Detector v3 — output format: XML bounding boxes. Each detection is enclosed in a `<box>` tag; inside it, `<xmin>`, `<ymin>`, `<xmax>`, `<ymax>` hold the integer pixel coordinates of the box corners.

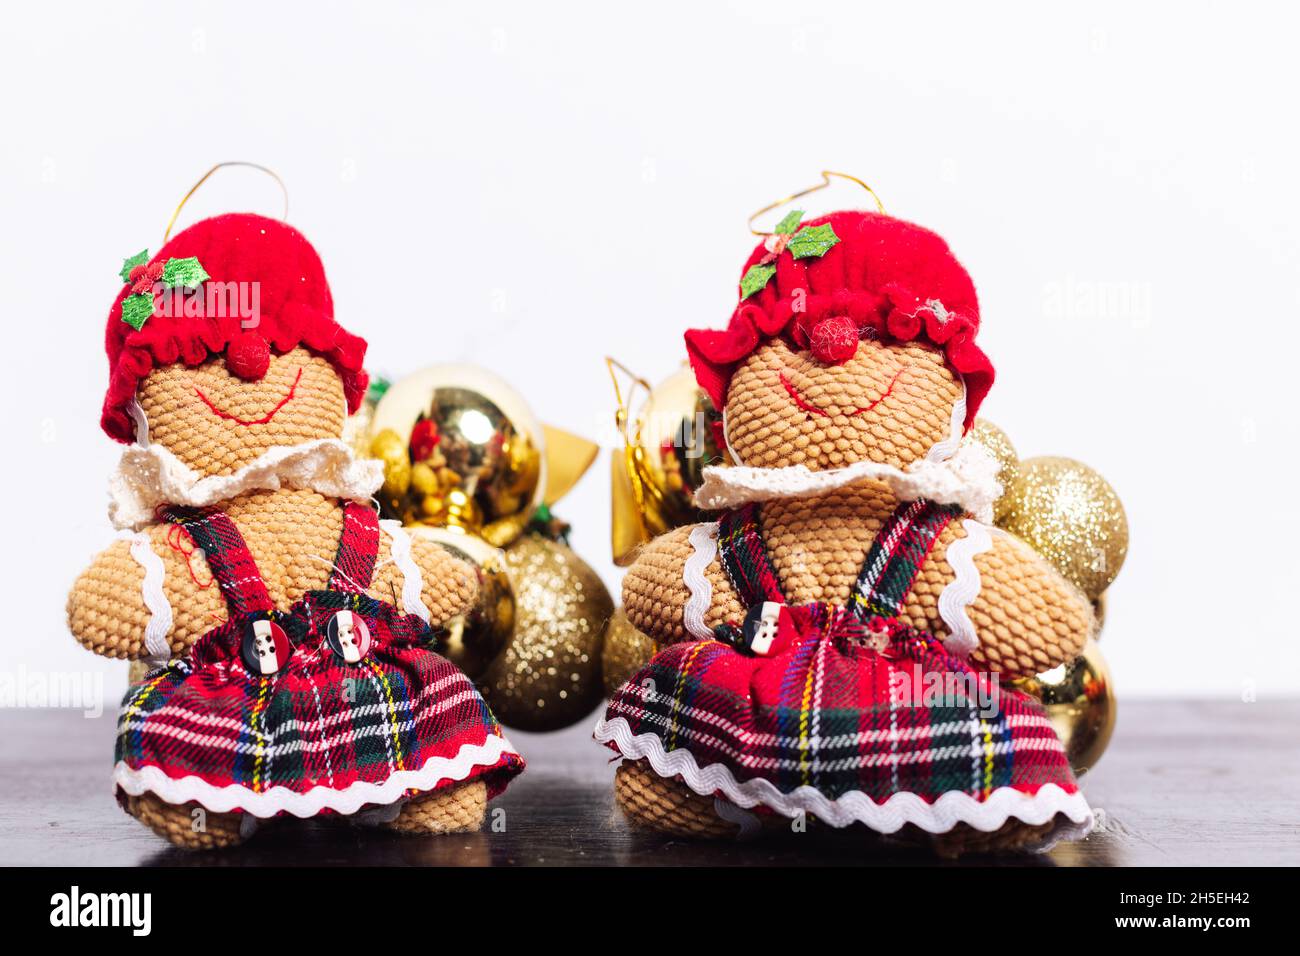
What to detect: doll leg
<box><xmin>613</xmin><ymin>760</ymin><xmax>748</xmax><ymax>839</ymax></box>
<box><xmin>927</xmin><ymin>818</ymin><xmax>1059</xmax><ymax>858</ymax></box>
<box><xmin>124</xmin><ymin>792</ymin><xmax>249</xmax><ymax>850</ymax></box>
<box><xmin>381</xmin><ymin>779</ymin><xmax>487</xmax><ymax>834</ymax></box>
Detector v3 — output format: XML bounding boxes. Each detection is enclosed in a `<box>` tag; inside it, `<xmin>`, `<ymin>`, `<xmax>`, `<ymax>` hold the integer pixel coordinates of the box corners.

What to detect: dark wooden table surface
<box><xmin>1</xmin><ymin>700</ymin><xmax>1296</xmax><ymax>866</ymax></box>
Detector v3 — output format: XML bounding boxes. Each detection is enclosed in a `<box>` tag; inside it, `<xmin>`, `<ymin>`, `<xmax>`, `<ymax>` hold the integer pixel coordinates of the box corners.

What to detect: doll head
<box><xmin>687</xmin><ymin>211</ymin><xmax>994</xmax><ymax>472</ymax></box>
<box><xmin>100</xmin><ymin>214</ymin><xmax>368</xmax><ymax>475</ymax></box>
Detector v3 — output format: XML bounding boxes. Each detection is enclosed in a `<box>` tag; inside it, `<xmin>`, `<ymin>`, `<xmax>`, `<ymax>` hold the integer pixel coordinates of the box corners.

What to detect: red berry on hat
<box><xmin>226</xmin><ymin>331</ymin><xmax>271</xmax><ymax>381</ymax></box>
<box><xmin>807</xmin><ymin>315</ymin><xmax>858</xmax><ymax>365</ymax></box>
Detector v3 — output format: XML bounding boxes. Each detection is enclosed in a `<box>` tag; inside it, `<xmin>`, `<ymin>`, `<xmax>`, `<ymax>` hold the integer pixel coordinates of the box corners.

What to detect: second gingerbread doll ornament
<box><xmin>597</xmin><ymin>208</ymin><xmax>1096</xmax><ymax>855</ymax></box>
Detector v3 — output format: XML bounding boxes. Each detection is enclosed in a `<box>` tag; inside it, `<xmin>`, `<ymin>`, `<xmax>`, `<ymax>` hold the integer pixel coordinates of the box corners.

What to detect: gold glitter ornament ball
<box><xmin>1010</xmin><ymin>639</ymin><xmax>1116</xmax><ymax>774</ymax></box>
<box><xmin>998</xmin><ymin>456</ymin><xmax>1128</xmax><ymax>601</ymax></box>
<box><xmin>600</xmin><ymin>606</ymin><xmax>658</xmax><ymax>697</ymax></box>
<box><xmin>480</xmin><ymin>534</ymin><xmax>614</xmax><ymax>732</ymax></box>
<box><xmin>962</xmin><ymin>419</ymin><xmax>1019</xmax><ymax>522</ymax></box>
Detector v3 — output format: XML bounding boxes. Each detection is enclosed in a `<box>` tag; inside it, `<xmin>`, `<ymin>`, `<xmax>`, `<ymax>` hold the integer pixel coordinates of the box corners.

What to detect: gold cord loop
<box><xmin>747</xmin><ymin>170</ymin><xmax>885</xmax><ymax>236</ymax></box>
<box><xmin>164</xmin><ymin>162</ymin><xmax>289</xmax><ymax>242</ymax></box>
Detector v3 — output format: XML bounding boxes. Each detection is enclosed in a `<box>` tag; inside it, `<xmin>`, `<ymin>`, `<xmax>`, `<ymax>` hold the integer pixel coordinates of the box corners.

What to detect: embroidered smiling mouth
<box><xmin>779</xmin><ymin>365</ymin><xmax>908</xmax><ymax>418</ymax></box>
<box><xmin>194</xmin><ymin>367</ymin><xmax>303</xmax><ymax>426</ymax></box>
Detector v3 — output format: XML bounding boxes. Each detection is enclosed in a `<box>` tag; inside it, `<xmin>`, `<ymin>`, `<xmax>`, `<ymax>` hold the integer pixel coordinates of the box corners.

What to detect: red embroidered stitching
<box><xmin>779</xmin><ymin>365</ymin><xmax>908</xmax><ymax>418</ymax></box>
<box><xmin>194</xmin><ymin>367</ymin><xmax>303</xmax><ymax>426</ymax></box>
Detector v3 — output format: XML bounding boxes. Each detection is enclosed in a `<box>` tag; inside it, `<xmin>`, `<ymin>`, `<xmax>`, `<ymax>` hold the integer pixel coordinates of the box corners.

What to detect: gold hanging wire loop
<box><xmin>747</xmin><ymin>170</ymin><xmax>885</xmax><ymax>236</ymax></box>
<box><xmin>605</xmin><ymin>356</ymin><xmax>652</xmax><ymax>447</ymax></box>
<box><xmin>164</xmin><ymin>162</ymin><xmax>289</xmax><ymax>242</ymax></box>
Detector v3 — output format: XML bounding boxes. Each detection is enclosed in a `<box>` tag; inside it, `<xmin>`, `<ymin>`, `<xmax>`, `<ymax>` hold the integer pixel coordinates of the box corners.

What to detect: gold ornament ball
<box><xmin>480</xmin><ymin>534</ymin><xmax>614</xmax><ymax>732</ymax></box>
<box><xmin>370</xmin><ymin>428</ymin><xmax>412</xmax><ymax>510</ymax></box>
<box><xmin>409</xmin><ymin>527</ymin><xmax>515</xmax><ymax>681</ymax></box>
<box><xmin>998</xmin><ymin>456</ymin><xmax>1128</xmax><ymax>601</ymax></box>
<box><xmin>963</xmin><ymin>418</ymin><xmax>1019</xmax><ymax>522</ymax></box>
<box><xmin>371</xmin><ymin>365</ymin><xmax>545</xmax><ymax>547</ymax></box>
<box><xmin>600</xmin><ymin>606</ymin><xmax>658</xmax><ymax>697</ymax></box>
<box><xmin>1010</xmin><ymin>639</ymin><xmax>1116</xmax><ymax>775</ymax></box>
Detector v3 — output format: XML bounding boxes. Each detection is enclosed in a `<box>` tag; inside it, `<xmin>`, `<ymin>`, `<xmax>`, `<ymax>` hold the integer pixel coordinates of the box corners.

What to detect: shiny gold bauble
<box><xmin>370</xmin><ymin>428</ymin><xmax>412</xmax><ymax>511</ymax></box>
<box><xmin>480</xmin><ymin>534</ymin><xmax>614</xmax><ymax>732</ymax></box>
<box><xmin>998</xmin><ymin>456</ymin><xmax>1128</xmax><ymax>601</ymax></box>
<box><xmin>600</xmin><ymin>606</ymin><xmax>658</xmax><ymax>696</ymax></box>
<box><xmin>372</xmin><ymin>365</ymin><xmax>545</xmax><ymax>547</ymax></box>
<box><xmin>612</xmin><ymin>364</ymin><xmax>725</xmax><ymax>565</ymax></box>
<box><xmin>963</xmin><ymin>418</ymin><xmax>1019</xmax><ymax>522</ymax></box>
<box><xmin>409</xmin><ymin>527</ymin><xmax>514</xmax><ymax>681</ymax></box>
<box><xmin>1010</xmin><ymin>639</ymin><xmax>1116</xmax><ymax>774</ymax></box>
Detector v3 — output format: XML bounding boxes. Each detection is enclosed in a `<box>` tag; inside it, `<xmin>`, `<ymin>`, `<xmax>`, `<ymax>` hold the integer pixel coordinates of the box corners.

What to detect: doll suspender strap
<box><xmin>328</xmin><ymin>502</ymin><xmax>380</xmax><ymax>594</ymax></box>
<box><xmin>851</xmin><ymin>499</ymin><xmax>962</xmax><ymax>621</ymax></box>
<box><xmin>716</xmin><ymin>502</ymin><xmax>785</xmax><ymax>608</ymax></box>
<box><xmin>159</xmin><ymin>506</ymin><xmax>275</xmax><ymax>617</ymax></box>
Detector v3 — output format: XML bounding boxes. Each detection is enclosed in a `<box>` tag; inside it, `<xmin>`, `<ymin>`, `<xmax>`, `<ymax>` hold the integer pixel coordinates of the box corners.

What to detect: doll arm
<box><xmin>904</xmin><ymin>521</ymin><xmax>1094</xmax><ymax>679</ymax></box>
<box><xmin>622</xmin><ymin>524</ymin><xmax>744</xmax><ymax>645</ymax></box>
<box><xmin>372</xmin><ymin>530</ymin><xmax>480</xmax><ymax>630</ymax></box>
<box><xmin>66</xmin><ymin>526</ymin><xmax>226</xmax><ymax>661</ymax></box>
<box><xmin>965</xmin><ymin>530</ymin><xmax>1095</xmax><ymax>677</ymax></box>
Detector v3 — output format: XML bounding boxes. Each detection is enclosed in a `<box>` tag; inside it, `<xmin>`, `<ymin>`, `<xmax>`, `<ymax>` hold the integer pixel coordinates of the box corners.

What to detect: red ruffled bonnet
<box><xmin>101</xmin><ymin>213</ymin><xmax>368</xmax><ymax>443</ymax></box>
<box><xmin>685</xmin><ymin>210</ymin><xmax>994</xmax><ymax>431</ymax></box>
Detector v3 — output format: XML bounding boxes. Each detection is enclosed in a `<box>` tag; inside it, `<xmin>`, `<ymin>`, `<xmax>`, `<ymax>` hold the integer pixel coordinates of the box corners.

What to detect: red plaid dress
<box><xmin>597</xmin><ymin>499</ymin><xmax>1091</xmax><ymax>841</ymax></box>
<box><xmin>114</xmin><ymin>502</ymin><xmax>523</xmax><ymax>819</ymax></box>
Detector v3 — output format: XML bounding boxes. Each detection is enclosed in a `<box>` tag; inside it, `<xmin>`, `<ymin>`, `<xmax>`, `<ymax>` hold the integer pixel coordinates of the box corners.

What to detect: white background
<box><xmin>2</xmin><ymin>1</ymin><xmax>1297</xmax><ymax>704</ymax></box>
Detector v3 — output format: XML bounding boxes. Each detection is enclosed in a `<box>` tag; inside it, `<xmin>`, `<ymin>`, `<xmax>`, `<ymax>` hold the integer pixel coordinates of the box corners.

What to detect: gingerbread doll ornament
<box><xmin>68</xmin><ymin>212</ymin><xmax>523</xmax><ymax>849</ymax></box>
<box><xmin>596</xmin><ymin>209</ymin><xmax>1097</xmax><ymax>855</ymax></box>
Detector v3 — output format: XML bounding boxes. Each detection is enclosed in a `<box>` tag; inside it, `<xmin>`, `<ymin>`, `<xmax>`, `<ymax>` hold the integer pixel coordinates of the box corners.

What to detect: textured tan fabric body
<box><xmin>381</xmin><ymin>780</ymin><xmax>487</xmax><ymax>834</ymax></box>
<box><xmin>125</xmin><ymin>793</ymin><xmax>248</xmax><ymax>850</ymax></box>
<box><xmin>136</xmin><ymin>348</ymin><xmax>347</xmax><ymax>476</ymax></box>
<box><xmin>725</xmin><ymin>340</ymin><xmax>961</xmax><ymax>471</ymax></box>
<box><xmin>614</xmin><ymin>338</ymin><xmax>1095</xmax><ymax>855</ymax></box>
<box><xmin>124</xmin><ymin>780</ymin><xmax>487</xmax><ymax>849</ymax></box>
<box><xmin>68</xmin><ymin>488</ymin><xmax>478</xmax><ymax>661</ymax></box>
<box><xmin>70</xmin><ymin>348</ymin><xmax>487</xmax><ymax>846</ymax></box>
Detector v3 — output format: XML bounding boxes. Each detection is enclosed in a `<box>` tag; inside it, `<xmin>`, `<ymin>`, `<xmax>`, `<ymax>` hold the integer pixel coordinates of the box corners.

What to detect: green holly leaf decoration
<box><xmin>773</xmin><ymin>209</ymin><xmax>805</xmax><ymax>235</ymax></box>
<box><xmin>120</xmin><ymin>293</ymin><xmax>155</xmax><ymax>331</ymax></box>
<box><xmin>162</xmin><ymin>256</ymin><xmax>210</xmax><ymax>289</ymax></box>
<box><xmin>787</xmin><ymin>223</ymin><xmax>840</xmax><ymax>259</ymax></box>
<box><xmin>740</xmin><ymin>262</ymin><xmax>777</xmax><ymax>299</ymax></box>
<box><xmin>118</xmin><ymin>249</ymin><xmax>150</xmax><ymax>283</ymax></box>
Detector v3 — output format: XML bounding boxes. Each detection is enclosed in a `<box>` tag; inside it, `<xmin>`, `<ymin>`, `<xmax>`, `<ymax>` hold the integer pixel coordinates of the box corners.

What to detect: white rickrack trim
<box><xmin>938</xmin><ymin>518</ymin><xmax>994</xmax><ymax>657</ymax></box>
<box><xmin>127</xmin><ymin>531</ymin><xmax>172</xmax><ymax>663</ymax></box>
<box><xmin>595</xmin><ymin>716</ymin><xmax>1093</xmax><ymax>849</ymax></box>
<box><xmin>924</xmin><ymin>381</ymin><xmax>967</xmax><ymax>463</ymax></box>
<box><xmin>379</xmin><ymin>519</ymin><xmax>430</xmax><ymax>624</ymax></box>
<box><xmin>683</xmin><ymin>522</ymin><xmax>720</xmax><ymax>640</ymax></box>
<box><xmin>112</xmin><ymin>734</ymin><xmax>519</xmax><ymax>819</ymax></box>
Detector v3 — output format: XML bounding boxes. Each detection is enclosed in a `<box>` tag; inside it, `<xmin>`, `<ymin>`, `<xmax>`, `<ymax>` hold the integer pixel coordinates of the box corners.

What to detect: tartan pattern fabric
<box><xmin>119</xmin><ymin>505</ymin><xmax>522</xmax><ymax>810</ymax></box>
<box><xmin>160</xmin><ymin>506</ymin><xmax>275</xmax><ymax>616</ymax></box>
<box><xmin>329</xmin><ymin>502</ymin><xmax>380</xmax><ymax>593</ymax></box>
<box><xmin>604</xmin><ymin>499</ymin><xmax>1080</xmax><ymax>810</ymax></box>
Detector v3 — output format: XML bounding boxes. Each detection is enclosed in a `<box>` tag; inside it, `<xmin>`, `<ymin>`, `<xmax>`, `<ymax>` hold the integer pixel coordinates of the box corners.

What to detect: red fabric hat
<box><xmin>101</xmin><ymin>213</ymin><xmax>368</xmax><ymax>442</ymax></box>
<box><xmin>685</xmin><ymin>210</ymin><xmax>994</xmax><ymax>431</ymax></box>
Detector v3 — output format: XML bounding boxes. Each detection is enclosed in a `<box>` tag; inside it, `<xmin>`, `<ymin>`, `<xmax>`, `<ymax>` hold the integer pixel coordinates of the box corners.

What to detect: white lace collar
<box><xmin>109</xmin><ymin>437</ymin><xmax>384</xmax><ymax>531</ymax></box>
<box><xmin>696</xmin><ymin>378</ymin><xmax>999</xmax><ymax>520</ymax></box>
<box><xmin>692</xmin><ymin>440</ymin><xmax>1001</xmax><ymax>522</ymax></box>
